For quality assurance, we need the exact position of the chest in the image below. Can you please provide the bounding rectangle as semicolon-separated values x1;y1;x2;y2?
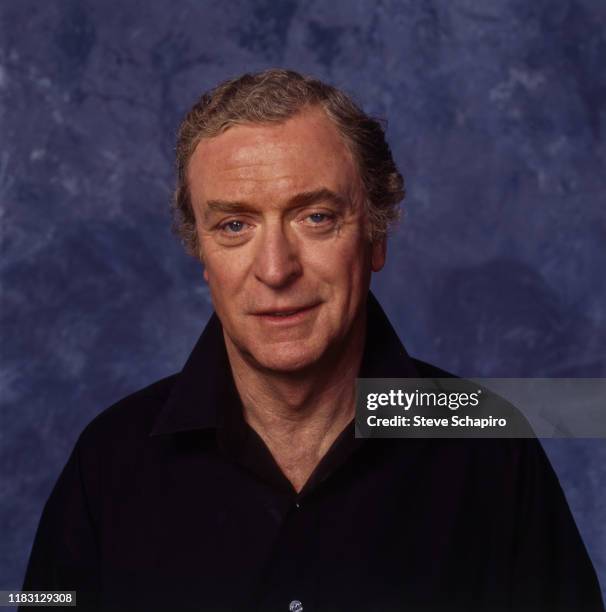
94;445;512;611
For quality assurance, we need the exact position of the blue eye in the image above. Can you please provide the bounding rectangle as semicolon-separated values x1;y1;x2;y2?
308;213;330;223
223;220;245;233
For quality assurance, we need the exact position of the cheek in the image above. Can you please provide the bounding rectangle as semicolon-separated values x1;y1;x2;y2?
306;242;369;288
203;248;248;288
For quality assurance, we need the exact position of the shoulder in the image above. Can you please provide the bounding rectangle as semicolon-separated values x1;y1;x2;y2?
411;357;536;436
76;374;178;453
411;358;457;379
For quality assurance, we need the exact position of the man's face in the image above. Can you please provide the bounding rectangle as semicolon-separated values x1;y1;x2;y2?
188;107;386;373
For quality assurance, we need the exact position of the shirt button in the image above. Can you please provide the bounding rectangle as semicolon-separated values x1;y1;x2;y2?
295;502;301;509
289;600;303;612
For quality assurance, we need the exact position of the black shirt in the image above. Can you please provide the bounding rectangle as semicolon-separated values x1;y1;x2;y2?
21;294;604;611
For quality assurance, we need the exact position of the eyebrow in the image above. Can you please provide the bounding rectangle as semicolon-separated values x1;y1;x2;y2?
203;188;349;222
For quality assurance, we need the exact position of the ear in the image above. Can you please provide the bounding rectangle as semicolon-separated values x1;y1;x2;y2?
198;242;208;282
371;238;386;272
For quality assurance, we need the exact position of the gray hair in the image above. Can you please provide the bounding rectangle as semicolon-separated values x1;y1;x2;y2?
173;68;404;257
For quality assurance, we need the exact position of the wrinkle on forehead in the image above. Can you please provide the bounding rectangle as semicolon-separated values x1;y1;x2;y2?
187;108;363;209
191;109;354;172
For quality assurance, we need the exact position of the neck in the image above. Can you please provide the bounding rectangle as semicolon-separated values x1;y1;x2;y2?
224;309;367;492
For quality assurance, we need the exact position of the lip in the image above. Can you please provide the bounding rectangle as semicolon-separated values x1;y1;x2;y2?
253;303;320;323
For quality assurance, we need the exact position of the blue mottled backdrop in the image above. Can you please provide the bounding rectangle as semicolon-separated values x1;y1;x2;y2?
1;0;605;600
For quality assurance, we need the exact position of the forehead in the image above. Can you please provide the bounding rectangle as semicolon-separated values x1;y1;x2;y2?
187;108;359;204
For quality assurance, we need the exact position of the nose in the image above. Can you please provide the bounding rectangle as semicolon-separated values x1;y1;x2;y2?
253;222;302;289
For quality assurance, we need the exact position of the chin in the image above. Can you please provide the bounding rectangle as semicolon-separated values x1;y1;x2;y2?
249;343;324;374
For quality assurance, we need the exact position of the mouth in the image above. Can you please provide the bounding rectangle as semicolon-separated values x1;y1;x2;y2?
253;303;320;321
265;311;301;317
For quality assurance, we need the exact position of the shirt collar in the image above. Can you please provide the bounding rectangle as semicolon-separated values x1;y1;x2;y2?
150;291;419;436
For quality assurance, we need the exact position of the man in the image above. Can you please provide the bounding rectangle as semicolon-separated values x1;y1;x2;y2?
22;69;603;611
